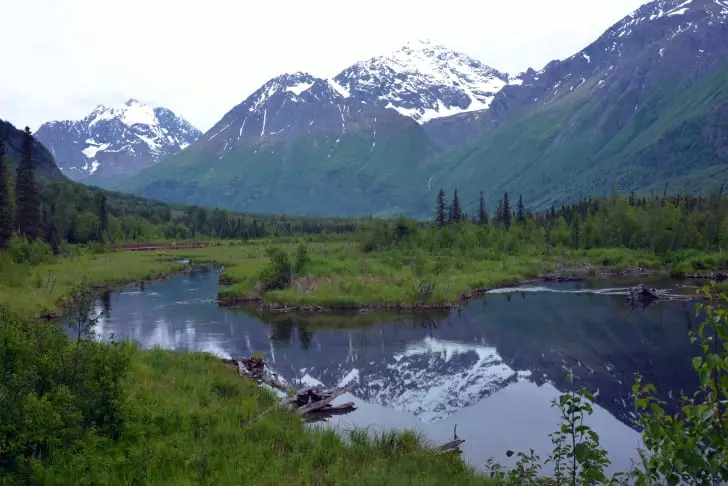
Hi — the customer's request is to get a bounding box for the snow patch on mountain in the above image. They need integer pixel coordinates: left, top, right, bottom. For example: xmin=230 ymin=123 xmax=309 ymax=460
xmin=35 ymin=99 xmax=201 ymax=180
xmin=333 ymin=39 xmax=511 ymax=123
xmin=286 ymin=82 xmax=314 ymax=95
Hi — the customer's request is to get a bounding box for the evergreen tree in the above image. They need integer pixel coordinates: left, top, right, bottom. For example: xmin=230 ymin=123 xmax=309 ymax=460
xmin=0 ymin=136 xmax=15 ymax=248
xmin=502 ymin=192 xmax=511 ymax=229
xmin=478 ymin=191 xmax=488 ymax=225
xmin=435 ymin=189 xmax=447 ymax=228
xmin=449 ymin=189 xmax=462 ymax=223
xmin=517 ymin=195 xmax=525 ymax=223
xmin=94 ymin=192 xmax=109 ymax=240
xmin=15 ymin=127 xmax=41 ymax=240
xmin=571 ymin=213 xmax=581 ymax=248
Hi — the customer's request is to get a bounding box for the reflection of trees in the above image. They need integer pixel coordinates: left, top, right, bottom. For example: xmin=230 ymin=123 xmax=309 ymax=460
xmin=188 ymin=265 xmax=211 ymax=280
xmin=412 ymin=315 xmax=448 ymax=338
xmin=298 ymin=326 xmax=312 ymax=351
xmin=270 ymin=319 xmax=295 ymax=345
xmin=100 ymin=290 xmax=112 ymax=317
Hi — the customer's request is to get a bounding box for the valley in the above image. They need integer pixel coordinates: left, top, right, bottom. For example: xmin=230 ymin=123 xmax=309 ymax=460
xmin=3 ymin=0 xmax=728 ymax=483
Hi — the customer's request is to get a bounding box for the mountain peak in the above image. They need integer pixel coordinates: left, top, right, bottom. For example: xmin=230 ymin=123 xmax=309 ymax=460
xmin=35 ymin=100 xmax=201 ymax=181
xmin=334 ymin=41 xmax=510 ymax=123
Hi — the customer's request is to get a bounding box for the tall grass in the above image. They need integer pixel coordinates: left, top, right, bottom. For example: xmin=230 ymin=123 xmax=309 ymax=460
xmin=33 ymin=348 xmax=491 ymax=485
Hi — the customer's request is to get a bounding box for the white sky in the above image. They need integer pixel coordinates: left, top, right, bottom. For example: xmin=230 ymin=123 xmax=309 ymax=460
xmin=1 ymin=0 xmax=648 ymax=133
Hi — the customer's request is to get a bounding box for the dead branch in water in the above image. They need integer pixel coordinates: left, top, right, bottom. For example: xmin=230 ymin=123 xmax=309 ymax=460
xmin=223 ymin=356 xmax=357 ymax=423
xmin=437 ymin=425 xmax=465 ymax=454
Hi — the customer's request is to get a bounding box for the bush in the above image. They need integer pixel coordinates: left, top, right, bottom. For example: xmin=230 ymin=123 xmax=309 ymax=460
xmin=6 ymin=235 xmax=54 ymax=265
xmin=260 ymin=247 xmax=292 ymax=290
xmin=0 ymin=302 xmax=131 ymax=480
xmin=294 ymin=242 xmax=310 ymax=273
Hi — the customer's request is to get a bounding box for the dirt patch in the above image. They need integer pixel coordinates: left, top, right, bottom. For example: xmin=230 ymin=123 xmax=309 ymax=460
xmin=293 ymin=276 xmax=330 ymax=294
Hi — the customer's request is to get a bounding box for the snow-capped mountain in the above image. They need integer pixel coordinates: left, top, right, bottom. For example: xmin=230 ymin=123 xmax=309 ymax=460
xmin=34 ymin=99 xmax=201 ymax=182
xmin=120 ymin=0 xmax=728 ymax=217
xmin=177 ymin=40 xmax=512 ymax=163
xmin=424 ymin=0 xmax=728 ymax=149
xmin=334 ymin=39 xmax=512 ymax=123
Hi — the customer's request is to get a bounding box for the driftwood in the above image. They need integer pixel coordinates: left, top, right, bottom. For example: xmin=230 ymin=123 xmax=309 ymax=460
xmin=540 ymin=275 xmax=586 ymax=283
xmin=437 ymin=425 xmax=465 ymax=454
xmin=627 ymin=284 xmax=705 ymax=308
xmin=223 ymin=356 xmax=357 ymax=423
xmin=288 ymin=383 xmax=358 ymax=423
xmin=683 ymin=272 xmax=728 ymax=282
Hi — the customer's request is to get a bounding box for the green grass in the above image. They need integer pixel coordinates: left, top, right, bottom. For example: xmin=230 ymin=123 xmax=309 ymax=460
xmin=0 ymin=250 xmax=186 ymax=318
xmin=32 ymin=347 xmax=491 ymax=485
xmin=175 ymin=240 xmax=710 ymax=309
xmin=7 ymin=237 xmax=723 ymax=318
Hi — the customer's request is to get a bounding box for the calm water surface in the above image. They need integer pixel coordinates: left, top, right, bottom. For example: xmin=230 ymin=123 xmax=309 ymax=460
xmin=77 ymin=266 xmax=703 ymax=474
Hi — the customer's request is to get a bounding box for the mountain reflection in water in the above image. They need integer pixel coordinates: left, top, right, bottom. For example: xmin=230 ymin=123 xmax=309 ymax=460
xmin=67 ymin=267 xmax=702 ymax=474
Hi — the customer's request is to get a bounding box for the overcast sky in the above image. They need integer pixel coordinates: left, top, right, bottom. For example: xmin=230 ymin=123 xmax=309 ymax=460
xmin=1 ymin=0 xmax=648 ymax=133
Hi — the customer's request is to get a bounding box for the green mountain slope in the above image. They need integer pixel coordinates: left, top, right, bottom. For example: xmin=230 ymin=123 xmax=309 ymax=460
xmin=425 ymin=61 xmax=728 ymax=213
xmin=121 ymin=116 xmax=436 ymax=217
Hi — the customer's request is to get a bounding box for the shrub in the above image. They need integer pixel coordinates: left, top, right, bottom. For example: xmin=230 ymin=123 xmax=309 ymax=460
xmin=260 ymin=247 xmax=292 ymax=290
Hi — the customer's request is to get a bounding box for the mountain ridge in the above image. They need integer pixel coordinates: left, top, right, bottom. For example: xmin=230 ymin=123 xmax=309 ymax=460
xmin=109 ymin=0 xmax=728 ymax=216
xmin=34 ymin=99 xmax=201 ymax=184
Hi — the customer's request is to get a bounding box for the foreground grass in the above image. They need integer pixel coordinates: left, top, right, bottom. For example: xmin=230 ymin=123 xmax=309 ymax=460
xmin=34 ymin=347 xmax=490 ymax=485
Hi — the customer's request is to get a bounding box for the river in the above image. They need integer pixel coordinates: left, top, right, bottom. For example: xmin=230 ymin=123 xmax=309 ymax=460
xmin=71 ymin=265 xmax=704 ymax=475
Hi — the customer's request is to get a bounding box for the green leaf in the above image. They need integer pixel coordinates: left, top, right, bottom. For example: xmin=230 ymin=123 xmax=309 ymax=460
xmin=574 ymin=442 xmax=589 ymax=463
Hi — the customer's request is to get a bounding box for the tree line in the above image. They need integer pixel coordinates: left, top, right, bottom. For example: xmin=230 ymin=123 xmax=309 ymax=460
xmin=435 ymin=188 xmax=526 ymax=228
xmin=0 ymin=129 xmax=375 ymax=253
xmin=430 ymin=187 xmax=728 ymax=255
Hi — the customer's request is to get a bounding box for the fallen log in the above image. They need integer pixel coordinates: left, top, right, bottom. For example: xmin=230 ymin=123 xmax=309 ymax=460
xmin=627 ymin=284 xmax=706 ymax=307
xmin=225 ymin=356 xmax=358 ymax=423
xmin=684 ymin=272 xmax=728 ymax=282
xmin=540 ymin=275 xmax=586 ymax=283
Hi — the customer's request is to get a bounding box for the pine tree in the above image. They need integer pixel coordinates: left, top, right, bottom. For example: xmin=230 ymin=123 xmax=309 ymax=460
xmin=15 ymin=127 xmax=41 ymax=241
xmin=517 ymin=195 xmax=525 ymax=223
xmin=449 ymin=189 xmax=462 ymax=223
xmin=94 ymin=192 xmax=109 ymax=240
xmin=435 ymin=189 xmax=447 ymax=228
xmin=0 ymin=136 xmax=15 ymax=248
xmin=502 ymin=192 xmax=511 ymax=229
xmin=478 ymin=191 xmax=488 ymax=225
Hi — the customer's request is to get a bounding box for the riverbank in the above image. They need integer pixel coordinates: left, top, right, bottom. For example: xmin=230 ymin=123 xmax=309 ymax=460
xmin=0 ymin=248 xmax=190 ymax=319
xmin=172 ymin=241 xmax=726 ymax=312
xmin=0 ymin=244 xmax=493 ymax=484
xmin=6 ymin=239 xmax=724 ymax=320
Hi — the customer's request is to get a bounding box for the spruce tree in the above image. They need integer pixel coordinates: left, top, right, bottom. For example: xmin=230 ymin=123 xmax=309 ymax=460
xmin=94 ymin=192 xmax=109 ymax=239
xmin=502 ymin=192 xmax=511 ymax=229
xmin=0 ymin=136 xmax=15 ymax=247
xmin=517 ymin=195 xmax=525 ymax=223
xmin=478 ymin=191 xmax=488 ymax=225
xmin=15 ymin=127 xmax=41 ymax=241
xmin=449 ymin=189 xmax=462 ymax=223
xmin=435 ymin=189 xmax=447 ymax=228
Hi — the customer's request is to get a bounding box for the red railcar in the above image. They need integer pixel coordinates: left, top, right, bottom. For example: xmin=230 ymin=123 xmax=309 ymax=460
xmin=112 ymin=242 xmax=209 ymax=252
